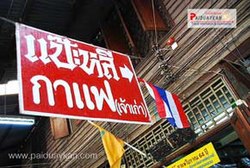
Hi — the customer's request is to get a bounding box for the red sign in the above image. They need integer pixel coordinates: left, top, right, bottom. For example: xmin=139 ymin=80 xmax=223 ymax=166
xmin=15 ymin=23 xmax=151 ymax=124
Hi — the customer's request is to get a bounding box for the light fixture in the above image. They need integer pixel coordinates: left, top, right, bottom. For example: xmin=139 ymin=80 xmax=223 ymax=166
xmin=0 ymin=115 xmax=35 ymax=125
xmin=166 ymin=37 xmax=178 ymax=50
xmin=0 ymin=80 xmax=19 ymax=96
xmin=154 ymin=37 xmax=178 ymax=54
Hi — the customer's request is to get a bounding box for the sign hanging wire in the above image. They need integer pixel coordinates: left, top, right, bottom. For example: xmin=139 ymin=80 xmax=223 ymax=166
xmin=0 ymin=17 xmax=16 ymax=25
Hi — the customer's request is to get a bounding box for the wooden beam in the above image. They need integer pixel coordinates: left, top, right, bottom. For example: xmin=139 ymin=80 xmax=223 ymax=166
xmin=220 ymin=60 xmax=250 ymax=93
xmin=100 ymin=15 xmax=130 ymax=54
xmin=231 ymin=105 xmax=250 ymax=153
xmin=131 ymin=0 xmax=167 ymax=31
xmin=50 ymin=117 xmax=70 ymax=140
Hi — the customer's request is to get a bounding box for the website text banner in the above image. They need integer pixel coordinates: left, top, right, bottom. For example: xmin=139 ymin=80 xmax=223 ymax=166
xmin=16 ymin=23 xmax=151 ymax=124
xmin=188 ymin=9 xmax=236 ymax=28
xmin=167 ymin=142 xmax=220 ymax=168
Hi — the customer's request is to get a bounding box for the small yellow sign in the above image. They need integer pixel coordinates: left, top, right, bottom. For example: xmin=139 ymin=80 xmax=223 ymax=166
xmin=167 ymin=142 xmax=220 ymax=168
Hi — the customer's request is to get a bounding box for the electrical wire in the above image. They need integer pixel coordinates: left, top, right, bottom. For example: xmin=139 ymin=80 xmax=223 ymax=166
xmin=216 ymin=28 xmax=245 ymax=64
xmin=229 ymin=32 xmax=246 ymax=63
xmin=170 ymin=64 xmax=224 ymax=77
xmin=151 ymin=0 xmax=158 ymax=48
xmin=6 ymin=0 xmax=15 ymax=19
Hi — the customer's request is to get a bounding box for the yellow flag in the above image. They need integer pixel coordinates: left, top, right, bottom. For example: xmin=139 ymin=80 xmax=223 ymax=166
xmin=91 ymin=122 xmax=125 ymax=168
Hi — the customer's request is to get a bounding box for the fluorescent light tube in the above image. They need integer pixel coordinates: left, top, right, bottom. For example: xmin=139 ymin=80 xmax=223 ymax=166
xmin=0 ymin=80 xmax=19 ymax=96
xmin=0 ymin=116 xmax=35 ymax=125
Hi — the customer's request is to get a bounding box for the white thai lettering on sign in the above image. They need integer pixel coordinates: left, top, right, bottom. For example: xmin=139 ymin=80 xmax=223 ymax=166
xmin=30 ymin=75 xmax=147 ymax=117
xmin=25 ymin=34 xmax=120 ymax=81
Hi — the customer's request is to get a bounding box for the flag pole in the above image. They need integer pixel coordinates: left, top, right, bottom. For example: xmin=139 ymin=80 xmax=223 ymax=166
xmin=124 ymin=142 xmax=147 ymax=157
xmin=88 ymin=120 xmax=98 ymax=127
xmin=87 ymin=120 xmax=147 ymax=157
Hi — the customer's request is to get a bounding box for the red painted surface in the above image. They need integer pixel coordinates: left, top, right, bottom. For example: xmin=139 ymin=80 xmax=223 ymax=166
xmin=16 ymin=23 xmax=151 ymax=124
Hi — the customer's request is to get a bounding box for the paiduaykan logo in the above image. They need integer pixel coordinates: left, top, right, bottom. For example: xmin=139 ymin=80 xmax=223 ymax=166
xmin=187 ymin=9 xmax=237 ymax=28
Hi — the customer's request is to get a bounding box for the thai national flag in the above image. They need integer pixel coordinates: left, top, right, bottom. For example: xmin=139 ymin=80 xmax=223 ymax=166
xmin=142 ymin=79 xmax=190 ymax=128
